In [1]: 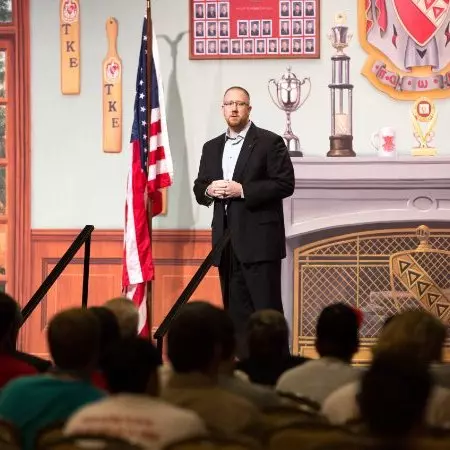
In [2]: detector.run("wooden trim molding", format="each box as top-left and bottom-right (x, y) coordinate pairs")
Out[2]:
(12, 0), (31, 305)
(24, 229), (221, 356)
(31, 229), (213, 242)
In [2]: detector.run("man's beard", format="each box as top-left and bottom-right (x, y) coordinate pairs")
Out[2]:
(226, 116), (248, 130)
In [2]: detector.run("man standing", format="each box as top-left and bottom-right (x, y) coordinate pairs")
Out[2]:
(193, 87), (294, 357)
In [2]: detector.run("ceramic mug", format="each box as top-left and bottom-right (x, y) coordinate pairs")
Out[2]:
(371, 127), (396, 157)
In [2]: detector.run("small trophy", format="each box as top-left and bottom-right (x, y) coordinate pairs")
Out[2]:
(268, 67), (311, 157)
(411, 97), (437, 156)
(327, 12), (356, 157)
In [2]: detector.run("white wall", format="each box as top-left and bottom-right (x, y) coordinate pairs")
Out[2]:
(31, 0), (450, 230)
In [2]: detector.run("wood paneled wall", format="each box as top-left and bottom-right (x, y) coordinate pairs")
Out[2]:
(21, 229), (222, 357)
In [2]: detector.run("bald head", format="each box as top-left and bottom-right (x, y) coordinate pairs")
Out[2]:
(104, 297), (139, 338)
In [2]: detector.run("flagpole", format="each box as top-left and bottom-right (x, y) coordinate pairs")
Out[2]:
(146, 0), (154, 338)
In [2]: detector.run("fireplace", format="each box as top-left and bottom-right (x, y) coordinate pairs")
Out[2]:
(282, 157), (450, 362)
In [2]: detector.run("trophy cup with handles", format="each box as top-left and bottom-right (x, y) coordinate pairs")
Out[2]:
(268, 67), (311, 157)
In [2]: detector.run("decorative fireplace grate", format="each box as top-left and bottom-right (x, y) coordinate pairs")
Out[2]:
(294, 227), (450, 356)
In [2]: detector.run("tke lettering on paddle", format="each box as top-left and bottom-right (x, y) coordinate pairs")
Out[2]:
(60, 0), (80, 95)
(102, 17), (123, 153)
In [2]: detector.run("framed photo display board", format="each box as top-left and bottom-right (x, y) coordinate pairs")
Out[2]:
(190, 0), (320, 59)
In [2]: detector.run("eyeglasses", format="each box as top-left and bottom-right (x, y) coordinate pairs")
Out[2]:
(223, 101), (249, 108)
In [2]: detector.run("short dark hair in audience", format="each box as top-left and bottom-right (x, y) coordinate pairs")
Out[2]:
(0, 292), (21, 352)
(382, 314), (395, 329)
(47, 308), (100, 371)
(374, 309), (446, 364)
(247, 310), (290, 359)
(102, 337), (162, 395)
(89, 306), (120, 364)
(167, 302), (226, 374)
(315, 303), (359, 361)
(215, 306), (236, 362)
(358, 350), (431, 439)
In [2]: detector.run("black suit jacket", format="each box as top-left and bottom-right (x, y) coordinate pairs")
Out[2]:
(193, 123), (294, 265)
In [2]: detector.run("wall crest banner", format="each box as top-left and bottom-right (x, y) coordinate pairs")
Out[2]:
(359, 0), (450, 100)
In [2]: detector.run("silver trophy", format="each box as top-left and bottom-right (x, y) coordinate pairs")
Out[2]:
(328, 12), (353, 56)
(268, 67), (311, 157)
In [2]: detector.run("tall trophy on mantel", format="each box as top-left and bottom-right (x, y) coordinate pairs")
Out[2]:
(327, 13), (356, 157)
(268, 67), (311, 157)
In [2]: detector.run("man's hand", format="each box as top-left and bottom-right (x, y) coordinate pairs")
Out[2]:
(206, 180), (229, 199)
(224, 180), (243, 198)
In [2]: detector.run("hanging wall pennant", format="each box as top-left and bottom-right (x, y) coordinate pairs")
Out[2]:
(103, 17), (122, 153)
(60, 0), (81, 94)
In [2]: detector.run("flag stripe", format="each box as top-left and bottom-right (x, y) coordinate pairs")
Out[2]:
(122, 17), (173, 336)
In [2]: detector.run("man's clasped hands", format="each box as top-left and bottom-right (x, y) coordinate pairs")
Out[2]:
(207, 180), (243, 199)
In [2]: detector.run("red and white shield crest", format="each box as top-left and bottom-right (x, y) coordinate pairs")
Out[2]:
(393, 0), (450, 46)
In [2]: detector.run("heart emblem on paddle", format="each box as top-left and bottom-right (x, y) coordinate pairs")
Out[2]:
(62, 0), (79, 22)
(106, 61), (121, 81)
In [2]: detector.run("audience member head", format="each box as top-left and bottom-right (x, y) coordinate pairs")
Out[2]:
(382, 314), (395, 329)
(167, 301), (228, 377)
(102, 337), (162, 396)
(104, 297), (139, 338)
(358, 350), (431, 439)
(246, 310), (290, 360)
(315, 303), (359, 362)
(47, 308), (100, 373)
(0, 292), (22, 352)
(89, 307), (121, 366)
(374, 309), (446, 364)
(215, 307), (236, 374)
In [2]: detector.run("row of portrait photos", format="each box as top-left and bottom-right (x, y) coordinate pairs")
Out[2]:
(195, 19), (316, 38)
(193, 37), (316, 55)
(193, 1), (316, 20)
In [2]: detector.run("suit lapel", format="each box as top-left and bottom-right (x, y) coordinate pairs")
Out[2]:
(232, 123), (257, 182)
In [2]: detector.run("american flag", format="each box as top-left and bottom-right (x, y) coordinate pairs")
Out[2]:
(122, 17), (173, 336)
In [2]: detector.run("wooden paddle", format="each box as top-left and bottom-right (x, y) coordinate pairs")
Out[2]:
(102, 17), (122, 153)
(60, 0), (80, 94)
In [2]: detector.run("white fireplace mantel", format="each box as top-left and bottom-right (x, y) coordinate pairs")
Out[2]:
(282, 156), (450, 329)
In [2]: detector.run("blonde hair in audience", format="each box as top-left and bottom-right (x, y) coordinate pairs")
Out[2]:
(104, 297), (139, 338)
(373, 309), (446, 363)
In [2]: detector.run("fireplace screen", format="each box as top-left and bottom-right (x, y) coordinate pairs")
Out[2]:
(294, 227), (450, 356)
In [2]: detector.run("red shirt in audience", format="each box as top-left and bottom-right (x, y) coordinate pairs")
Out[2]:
(90, 370), (109, 391)
(0, 353), (38, 387)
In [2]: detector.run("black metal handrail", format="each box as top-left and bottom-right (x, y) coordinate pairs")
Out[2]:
(153, 229), (231, 354)
(20, 225), (95, 324)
